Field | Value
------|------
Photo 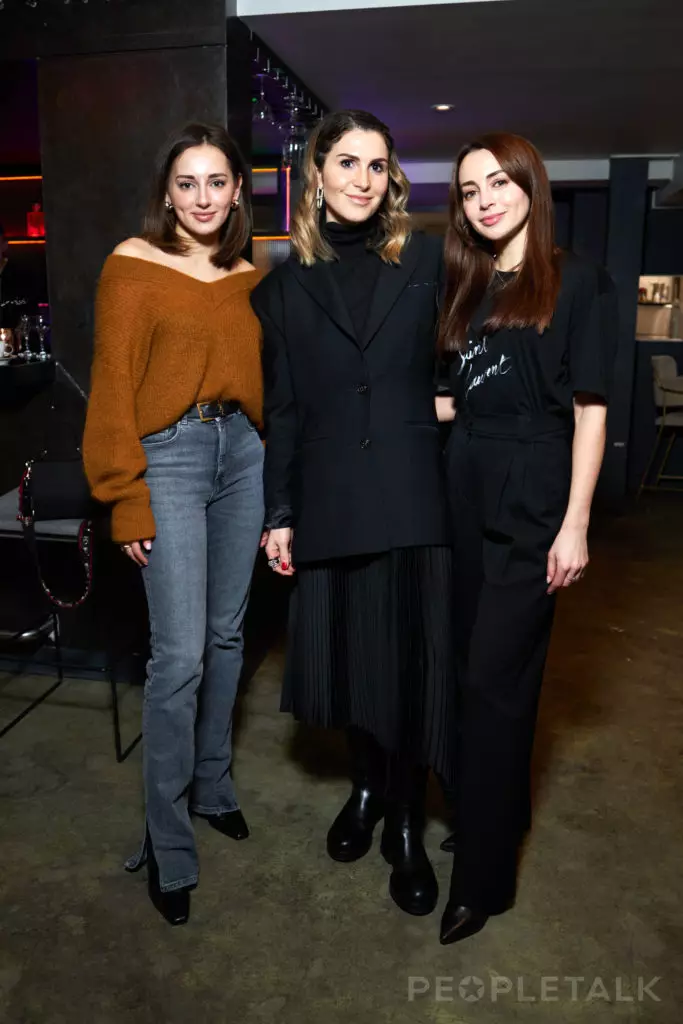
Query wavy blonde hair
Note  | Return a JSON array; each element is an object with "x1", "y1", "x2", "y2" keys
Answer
[{"x1": 291, "y1": 110, "x2": 411, "y2": 267}]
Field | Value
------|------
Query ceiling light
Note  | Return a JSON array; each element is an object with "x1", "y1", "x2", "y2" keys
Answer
[{"x1": 432, "y1": 104, "x2": 454, "y2": 113}]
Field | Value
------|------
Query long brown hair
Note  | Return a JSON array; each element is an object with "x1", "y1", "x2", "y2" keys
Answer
[
  {"x1": 142, "y1": 122, "x2": 251, "y2": 270},
  {"x1": 291, "y1": 110, "x2": 411, "y2": 267},
  {"x1": 438, "y1": 132, "x2": 561, "y2": 352}
]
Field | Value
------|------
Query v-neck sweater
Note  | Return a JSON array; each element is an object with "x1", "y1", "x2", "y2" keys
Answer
[{"x1": 83, "y1": 253, "x2": 265, "y2": 543}]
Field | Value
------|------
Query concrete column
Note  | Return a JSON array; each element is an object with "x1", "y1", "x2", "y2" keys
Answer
[{"x1": 600, "y1": 157, "x2": 649, "y2": 504}]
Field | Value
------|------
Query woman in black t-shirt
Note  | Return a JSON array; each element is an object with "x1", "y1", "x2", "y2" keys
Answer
[{"x1": 436, "y1": 133, "x2": 617, "y2": 945}]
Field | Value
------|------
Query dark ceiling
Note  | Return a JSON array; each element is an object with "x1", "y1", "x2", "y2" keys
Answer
[
  {"x1": 243, "y1": 0, "x2": 683, "y2": 160},
  {"x1": 0, "y1": 60, "x2": 40, "y2": 168}
]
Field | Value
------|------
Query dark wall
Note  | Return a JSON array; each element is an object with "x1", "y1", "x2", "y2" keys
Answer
[
  {"x1": 557, "y1": 190, "x2": 683, "y2": 276},
  {"x1": 38, "y1": 45, "x2": 228, "y2": 388},
  {"x1": 0, "y1": 59, "x2": 40, "y2": 166},
  {"x1": 552, "y1": 188, "x2": 609, "y2": 263},
  {"x1": 602, "y1": 158, "x2": 649, "y2": 504},
  {"x1": 572, "y1": 190, "x2": 609, "y2": 265},
  {"x1": 0, "y1": 0, "x2": 228, "y2": 60},
  {"x1": 643, "y1": 207, "x2": 683, "y2": 275}
]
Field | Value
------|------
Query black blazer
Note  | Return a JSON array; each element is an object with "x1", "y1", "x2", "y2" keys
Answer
[{"x1": 251, "y1": 232, "x2": 450, "y2": 564}]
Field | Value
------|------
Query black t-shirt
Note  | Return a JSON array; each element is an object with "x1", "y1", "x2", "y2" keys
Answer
[{"x1": 448, "y1": 251, "x2": 618, "y2": 417}]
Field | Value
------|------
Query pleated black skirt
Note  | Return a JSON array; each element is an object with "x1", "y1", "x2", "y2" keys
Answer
[{"x1": 282, "y1": 545, "x2": 457, "y2": 785}]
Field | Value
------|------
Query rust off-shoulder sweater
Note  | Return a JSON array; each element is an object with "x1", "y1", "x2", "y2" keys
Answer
[{"x1": 83, "y1": 254, "x2": 265, "y2": 544}]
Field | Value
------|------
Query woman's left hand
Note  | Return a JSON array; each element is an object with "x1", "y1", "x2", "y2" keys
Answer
[{"x1": 546, "y1": 524, "x2": 588, "y2": 595}]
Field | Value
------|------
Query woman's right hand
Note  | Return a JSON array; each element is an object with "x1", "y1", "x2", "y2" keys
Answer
[
  {"x1": 121, "y1": 539, "x2": 153, "y2": 567},
  {"x1": 264, "y1": 528, "x2": 295, "y2": 577}
]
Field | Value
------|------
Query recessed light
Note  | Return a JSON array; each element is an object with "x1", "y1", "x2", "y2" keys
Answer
[{"x1": 432, "y1": 103, "x2": 454, "y2": 112}]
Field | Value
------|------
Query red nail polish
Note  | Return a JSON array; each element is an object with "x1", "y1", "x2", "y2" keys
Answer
[{"x1": 281, "y1": 562, "x2": 288, "y2": 570}]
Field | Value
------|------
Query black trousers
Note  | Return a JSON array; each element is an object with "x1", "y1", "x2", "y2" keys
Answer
[{"x1": 446, "y1": 415, "x2": 571, "y2": 914}]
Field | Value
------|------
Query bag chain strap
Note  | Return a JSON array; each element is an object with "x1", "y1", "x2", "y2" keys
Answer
[{"x1": 18, "y1": 462, "x2": 94, "y2": 610}]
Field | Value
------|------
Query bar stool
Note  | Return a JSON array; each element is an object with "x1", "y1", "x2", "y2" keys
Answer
[
  {"x1": 0, "y1": 486, "x2": 141, "y2": 760},
  {"x1": 638, "y1": 355, "x2": 683, "y2": 497}
]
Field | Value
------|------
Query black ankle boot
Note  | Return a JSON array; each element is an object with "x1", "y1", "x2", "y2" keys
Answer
[
  {"x1": 381, "y1": 759, "x2": 437, "y2": 916},
  {"x1": 326, "y1": 728, "x2": 386, "y2": 863},
  {"x1": 146, "y1": 839, "x2": 191, "y2": 926},
  {"x1": 327, "y1": 784, "x2": 385, "y2": 862},
  {"x1": 439, "y1": 902, "x2": 488, "y2": 945},
  {"x1": 438, "y1": 773, "x2": 458, "y2": 853},
  {"x1": 381, "y1": 804, "x2": 438, "y2": 915}
]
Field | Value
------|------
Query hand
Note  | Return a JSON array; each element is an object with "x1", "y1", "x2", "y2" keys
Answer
[
  {"x1": 121, "y1": 539, "x2": 153, "y2": 567},
  {"x1": 264, "y1": 528, "x2": 295, "y2": 577},
  {"x1": 546, "y1": 524, "x2": 588, "y2": 595}
]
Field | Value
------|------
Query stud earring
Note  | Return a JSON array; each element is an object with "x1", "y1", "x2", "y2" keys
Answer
[
  {"x1": 231, "y1": 197, "x2": 241, "y2": 210},
  {"x1": 164, "y1": 200, "x2": 173, "y2": 211},
  {"x1": 316, "y1": 186, "x2": 324, "y2": 211}
]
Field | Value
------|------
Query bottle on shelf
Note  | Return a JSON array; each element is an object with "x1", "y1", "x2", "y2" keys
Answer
[{"x1": 26, "y1": 203, "x2": 45, "y2": 238}]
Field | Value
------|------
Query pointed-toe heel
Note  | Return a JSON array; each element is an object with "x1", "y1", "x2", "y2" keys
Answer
[
  {"x1": 201, "y1": 808, "x2": 250, "y2": 841},
  {"x1": 146, "y1": 842, "x2": 191, "y2": 926},
  {"x1": 439, "y1": 901, "x2": 488, "y2": 945}
]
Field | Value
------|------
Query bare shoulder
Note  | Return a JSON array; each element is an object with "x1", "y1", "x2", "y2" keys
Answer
[
  {"x1": 232, "y1": 258, "x2": 258, "y2": 275},
  {"x1": 112, "y1": 237, "x2": 157, "y2": 260}
]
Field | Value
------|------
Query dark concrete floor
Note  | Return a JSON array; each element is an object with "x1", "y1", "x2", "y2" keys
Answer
[{"x1": 1, "y1": 494, "x2": 682, "y2": 1023}]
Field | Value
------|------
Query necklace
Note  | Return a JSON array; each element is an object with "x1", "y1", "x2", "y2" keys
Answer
[
  {"x1": 493, "y1": 265, "x2": 518, "y2": 285},
  {"x1": 493, "y1": 256, "x2": 522, "y2": 274}
]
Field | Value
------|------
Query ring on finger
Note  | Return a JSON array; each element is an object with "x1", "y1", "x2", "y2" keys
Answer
[{"x1": 267, "y1": 557, "x2": 280, "y2": 569}]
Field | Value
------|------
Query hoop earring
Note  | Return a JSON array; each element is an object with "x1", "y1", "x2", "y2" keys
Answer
[{"x1": 315, "y1": 186, "x2": 324, "y2": 211}]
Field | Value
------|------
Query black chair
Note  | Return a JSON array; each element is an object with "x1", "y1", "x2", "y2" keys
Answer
[{"x1": 0, "y1": 486, "x2": 142, "y2": 761}]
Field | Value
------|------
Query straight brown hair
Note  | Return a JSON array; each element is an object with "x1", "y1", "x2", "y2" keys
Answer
[
  {"x1": 438, "y1": 132, "x2": 561, "y2": 353},
  {"x1": 142, "y1": 122, "x2": 252, "y2": 270}
]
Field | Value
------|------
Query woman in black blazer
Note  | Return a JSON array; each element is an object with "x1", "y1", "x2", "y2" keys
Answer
[{"x1": 251, "y1": 110, "x2": 455, "y2": 918}]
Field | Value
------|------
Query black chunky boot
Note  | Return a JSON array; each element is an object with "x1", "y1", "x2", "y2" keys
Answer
[
  {"x1": 326, "y1": 728, "x2": 387, "y2": 863},
  {"x1": 380, "y1": 760, "x2": 438, "y2": 916},
  {"x1": 438, "y1": 773, "x2": 458, "y2": 853}
]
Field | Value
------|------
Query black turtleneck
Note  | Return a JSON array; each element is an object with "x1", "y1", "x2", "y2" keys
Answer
[{"x1": 323, "y1": 216, "x2": 381, "y2": 340}]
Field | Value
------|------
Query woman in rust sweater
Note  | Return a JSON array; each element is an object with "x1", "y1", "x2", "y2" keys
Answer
[{"x1": 83, "y1": 123, "x2": 265, "y2": 926}]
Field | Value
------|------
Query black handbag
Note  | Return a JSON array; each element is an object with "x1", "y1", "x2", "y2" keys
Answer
[
  {"x1": 17, "y1": 356, "x2": 102, "y2": 609},
  {"x1": 18, "y1": 456, "x2": 97, "y2": 609}
]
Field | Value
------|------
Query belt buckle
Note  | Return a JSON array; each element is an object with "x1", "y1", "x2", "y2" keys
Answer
[{"x1": 197, "y1": 401, "x2": 221, "y2": 422}]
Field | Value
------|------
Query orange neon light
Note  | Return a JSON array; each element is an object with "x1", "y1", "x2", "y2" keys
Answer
[
  {"x1": 8, "y1": 239, "x2": 46, "y2": 245},
  {"x1": 285, "y1": 166, "x2": 291, "y2": 233},
  {"x1": 253, "y1": 236, "x2": 291, "y2": 242},
  {"x1": 2, "y1": 172, "x2": 277, "y2": 182},
  {"x1": 0, "y1": 175, "x2": 43, "y2": 182}
]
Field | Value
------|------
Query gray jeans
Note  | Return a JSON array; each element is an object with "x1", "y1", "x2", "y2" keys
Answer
[{"x1": 125, "y1": 409, "x2": 264, "y2": 891}]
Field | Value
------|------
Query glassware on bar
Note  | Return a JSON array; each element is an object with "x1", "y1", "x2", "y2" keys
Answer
[
  {"x1": 15, "y1": 315, "x2": 32, "y2": 361},
  {"x1": 35, "y1": 310, "x2": 51, "y2": 361}
]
